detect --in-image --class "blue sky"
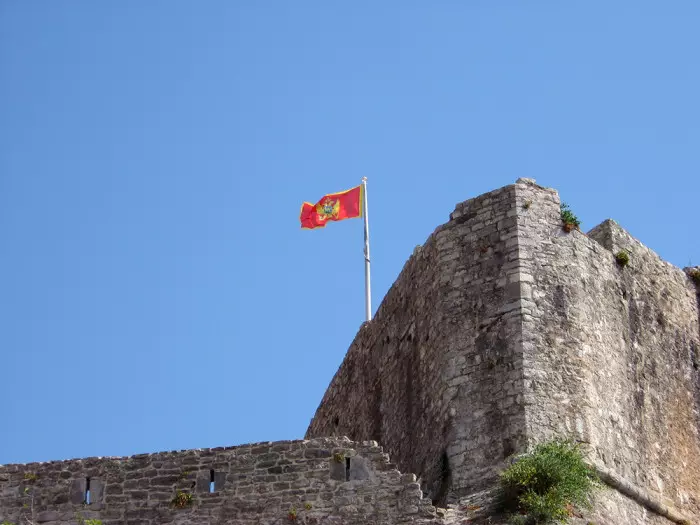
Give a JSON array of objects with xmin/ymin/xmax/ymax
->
[{"xmin": 1, "ymin": 1, "xmax": 698, "ymax": 464}]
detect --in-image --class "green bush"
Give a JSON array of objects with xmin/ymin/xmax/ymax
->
[
  {"xmin": 171, "ymin": 491, "xmax": 194, "ymax": 509},
  {"xmin": 615, "ymin": 251, "xmax": 630, "ymax": 268},
  {"xmin": 75, "ymin": 512, "xmax": 102, "ymax": 525},
  {"xmin": 560, "ymin": 203, "xmax": 581, "ymax": 232},
  {"xmin": 500, "ymin": 440, "xmax": 601, "ymax": 524}
]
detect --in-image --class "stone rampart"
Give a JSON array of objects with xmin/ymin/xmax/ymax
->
[
  {"xmin": 0, "ymin": 438, "xmax": 440, "ymax": 525},
  {"xmin": 516, "ymin": 181, "xmax": 700, "ymax": 520},
  {"xmin": 307, "ymin": 178, "xmax": 700, "ymax": 523},
  {"xmin": 306, "ymin": 183, "xmax": 528, "ymax": 503}
]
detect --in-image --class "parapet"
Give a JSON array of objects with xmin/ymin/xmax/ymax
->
[{"xmin": 0, "ymin": 438, "xmax": 443, "ymax": 525}]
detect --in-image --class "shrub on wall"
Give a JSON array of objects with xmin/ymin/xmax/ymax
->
[
  {"xmin": 171, "ymin": 491, "xmax": 194, "ymax": 509},
  {"xmin": 499, "ymin": 440, "xmax": 601, "ymax": 524},
  {"xmin": 76, "ymin": 514, "xmax": 103, "ymax": 525},
  {"xmin": 615, "ymin": 251, "xmax": 630, "ymax": 268},
  {"xmin": 23, "ymin": 473, "xmax": 38, "ymax": 483},
  {"xmin": 560, "ymin": 203, "xmax": 581, "ymax": 233}
]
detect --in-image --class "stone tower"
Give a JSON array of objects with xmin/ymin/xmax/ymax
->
[{"xmin": 307, "ymin": 178, "xmax": 700, "ymax": 522}]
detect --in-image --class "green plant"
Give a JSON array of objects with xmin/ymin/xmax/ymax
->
[
  {"xmin": 560, "ymin": 203, "xmax": 581, "ymax": 233},
  {"xmin": 689, "ymin": 269, "xmax": 700, "ymax": 285},
  {"xmin": 23, "ymin": 472, "xmax": 38, "ymax": 483},
  {"xmin": 2, "ymin": 520, "xmax": 16, "ymax": 525},
  {"xmin": 333, "ymin": 452, "xmax": 345, "ymax": 463},
  {"xmin": 288, "ymin": 507, "xmax": 298, "ymax": 521},
  {"xmin": 615, "ymin": 250, "xmax": 630, "ymax": 268},
  {"xmin": 304, "ymin": 502, "xmax": 312, "ymax": 510},
  {"xmin": 21, "ymin": 485, "xmax": 35, "ymax": 521},
  {"xmin": 75, "ymin": 511, "xmax": 103, "ymax": 525},
  {"xmin": 171, "ymin": 490, "xmax": 194, "ymax": 509},
  {"xmin": 523, "ymin": 200, "xmax": 532, "ymax": 210},
  {"xmin": 499, "ymin": 440, "xmax": 601, "ymax": 524},
  {"xmin": 177, "ymin": 470, "xmax": 191, "ymax": 481}
]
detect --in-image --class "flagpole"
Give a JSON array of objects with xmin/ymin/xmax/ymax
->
[{"xmin": 362, "ymin": 177, "xmax": 372, "ymax": 322}]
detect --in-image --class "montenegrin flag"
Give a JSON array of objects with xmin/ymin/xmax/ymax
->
[{"xmin": 300, "ymin": 185, "xmax": 363, "ymax": 229}]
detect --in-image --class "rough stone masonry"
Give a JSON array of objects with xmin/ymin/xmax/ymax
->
[
  {"xmin": 306, "ymin": 178, "xmax": 700, "ymax": 524},
  {"xmin": 2, "ymin": 179, "xmax": 699, "ymax": 524},
  {"xmin": 0, "ymin": 438, "xmax": 446, "ymax": 525}
]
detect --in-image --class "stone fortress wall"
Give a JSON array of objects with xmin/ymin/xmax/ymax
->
[
  {"xmin": 307, "ymin": 179, "xmax": 700, "ymax": 524},
  {"xmin": 517, "ymin": 182, "xmax": 700, "ymax": 523},
  {"xmin": 306, "ymin": 183, "xmax": 530, "ymax": 502},
  {"xmin": 2, "ymin": 179, "xmax": 699, "ymax": 525},
  {"xmin": 0, "ymin": 438, "xmax": 442, "ymax": 525}
]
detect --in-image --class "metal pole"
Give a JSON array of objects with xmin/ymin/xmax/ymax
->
[{"xmin": 362, "ymin": 177, "xmax": 372, "ymax": 322}]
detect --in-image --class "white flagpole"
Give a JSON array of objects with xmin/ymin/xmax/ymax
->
[{"xmin": 362, "ymin": 177, "xmax": 372, "ymax": 321}]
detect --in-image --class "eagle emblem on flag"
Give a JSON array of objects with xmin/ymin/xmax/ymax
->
[
  {"xmin": 316, "ymin": 197, "xmax": 341, "ymax": 221},
  {"xmin": 300, "ymin": 185, "xmax": 362, "ymax": 230}
]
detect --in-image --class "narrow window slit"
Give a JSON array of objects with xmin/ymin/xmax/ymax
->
[
  {"xmin": 85, "ymin": 477, "xmax": 91, "ymax": 504},
  {"xmin": 209, "ymin": 469, "xmax": 215, "ymax": 493},
  {"xmin": 345, "ymin": 457, "xmax": 350, "ymax": 482}
]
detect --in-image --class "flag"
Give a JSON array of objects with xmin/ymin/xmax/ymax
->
[{"xmin": 300, "ymin": 185, "xmax": 363, "ymax": 229}]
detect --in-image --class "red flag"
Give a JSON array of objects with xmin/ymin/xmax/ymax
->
[{"xmin": 300, "ymin": 185, "xmax": 363, "ymax": 229}]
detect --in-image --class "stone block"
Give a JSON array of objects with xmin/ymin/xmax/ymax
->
[
  {"xmin": 69, "ymin": 477, "xmax": 86, "ymax": 504},
  {"xmin": 329, "ymin": 458, "xmax": 346, "ymax": 481},
  {"xmin": 348, "ymin": 456, "xmax": 370, "ymax": 481}
]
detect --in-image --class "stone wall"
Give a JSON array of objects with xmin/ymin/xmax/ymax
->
[
  {"xmin": 516, "ymin": 180, "xmax": 700, "ymax": 521},
  {"xmin": 0, "ymin": 438, "xmax": 442, "ymax": 525},
  {"xmin": 306, "ymin": 184, "xmax": 529, "ymax": 503},
  {"xmin": 307, "ymin": 178, "xmax": 700, "ymax": 523}
]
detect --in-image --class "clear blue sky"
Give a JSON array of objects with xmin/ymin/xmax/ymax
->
[{"xmin": 1, "ymin": 2, "xmax": 698, "ymax": 464}]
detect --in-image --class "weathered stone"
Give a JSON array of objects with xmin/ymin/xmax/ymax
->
[
  {"xmin": 307, "ymin": 179, "xmax": 700, "ymax": 523},
  {"xmin": 36, "ymin": 510, "xmax": 59, "ymax": 522},
  {"xmin": 69, "ymin": 477, "xmax": 86, "ymax": 504},
  {"xmin": 348, "ymin": 456, "xmax": 370, "ymax": 481}
]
